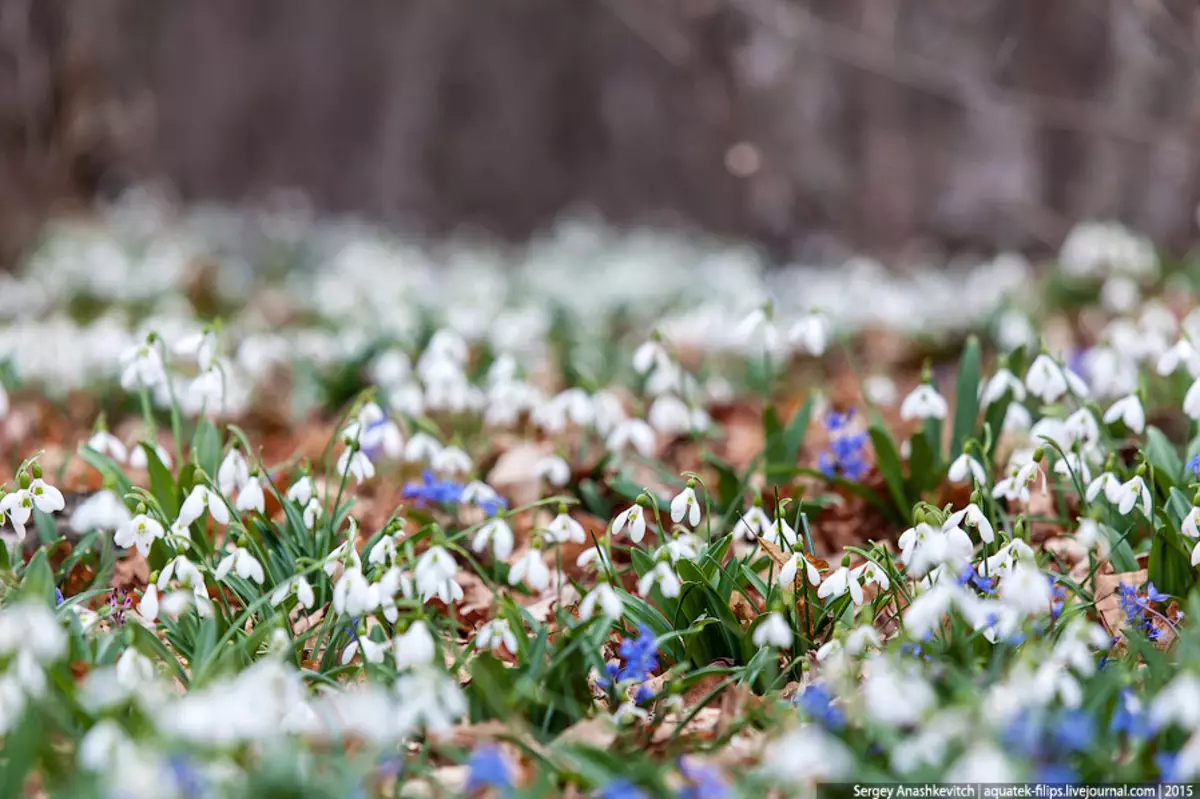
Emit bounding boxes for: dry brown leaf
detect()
[555,715,618,749]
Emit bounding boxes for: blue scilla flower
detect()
[677,758,730,799]
[1189,454,1200,479]
[634,684,656,705]
[1111,688,1155,741]
[795,682,845,731]
[466,745,514,795]
[616,625,659,684]
[958,564,995,594]
[1052,709,1095,753]
[1157,751,1181,783]
[55,587,64,606]
[818,409,871,480]
[166,754,206,799]
[1036,764,1079,785]
[403,470,465,506]
[600,779,648,799]
[1002,710,1044,759]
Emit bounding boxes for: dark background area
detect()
[1,0,1198,265]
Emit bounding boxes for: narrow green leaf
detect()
[868,426,909,520]
[1145,426,1182,492]
[951,334,981,457]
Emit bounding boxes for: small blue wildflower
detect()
[818,409,871,481]
[1146,582,1170,603]
[402,470,465,506]
[1110,688,1155,741]
[1052,709,1095,753]
[1157,751,1181,783]
[825,409,854,431]
[901,642,930,660]
[55,587,64,606]
[1188,454,1200,479]
[166,754,206,799]
[616,625,659,684]
[1118,582,1159,640]
[1002,710,1043,759]
[795,683,845,731]
[1036,764,1079,785]
[634,684,656,705]
[599,779,648,799]
[466,745,513,795]
[677,758,730,799]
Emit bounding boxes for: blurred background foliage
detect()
[0,0,1198,266]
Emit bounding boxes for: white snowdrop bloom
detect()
[546,511,585,545]
[778,552,821,587]
[1053,452,1092,485]
[175,328,218,371]
[903,581,963,638]
[1168,735,1200,782]
[70,490,132,534]
[302,497,323,530]
[337,447,375,485]
[186,366,226,411]
[333,566,375,617]
[863,657,934,726]
[25,479,64,515]
[946,744,1016,783]
[735,305,781,356]
[591,389,627,436]
[984,539,1036,577]
[552,388,594,427]
[992,456,1044,503]
[432,445,472,475]
[576,545,612,572]
[471,516,514,561]
[661,534,700,563]
[476,619,519,654]
[633,338,670,375]
[1024,354,1069,404]
[393,665,468,738]
[899,384,948,421]
[761,725,853,783]
[287,475,314,505]
[612,504,647,543]
[235,476,266,513]
[1101,275,1140,312]
[389,383,425,419]
[78,720,137,773]
[461,480,503,509]
[1159,338,1200,377]
[113,513,165,557]
[178,485,230,528]
[0,601,65,664]
[980,368,1026,407]
[606,418,656,457]
[217,449,250,495]
[947,453,986,485]
[946,503,994,544]
[87,431,128,463]
[414,546,463,604]
[533,454,571,487]
[670,485,701,527]
[732,505,771,541]
[1114,475,1152,517]
[1185,507,1200,540]
[0,674,27,735]
[115,648,155,688]
[863,374,898,406]
[271,576,315,610]
[128,441,173,470]
[1150,672,1200,732]
[852,559,890,590]
[392,621,436,669]
[1063,407,1100,449]
[579,583,624,622]
[1075,518,1108,557]
[752,612,793,649]
[369,349,412,388]
[818,565,864,606]
[788,312,829,356]
[507,549,550,592]
[158,554,203,593]
[647,394,693,435]
[1185,378,1200,422]
[1103,394,1145,434]
[1029,417,1069,453]
[763,517,797,548]
[404,432,443,464]
[215,547,265,585]
[638,561,681,598]
[1086,472,1122,505]
[1003,402,1032,433]
[342,635,389,666]
[903,522,974,577]
[137,584,159,624]
[119,338,166,391]
[998,561,1052,615]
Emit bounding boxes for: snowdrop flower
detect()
[633,336,670,375]
[158,554,203,592]
[25,478,64,514]
[670,483,701,527]
[404,433,442,464]
[432,445,472,475]
[337,446,375,484]
[476,619,519,654]
[946,503,994,544]
[1086,471,1122,504]
[612,503,647,543]
[852,559,890,590]
[128,441,174,470]
[87,431,128,463]
[579,583,624,621]
[287,475,314,505]
[270,576,315,609]
[818,563,864,606]
[78,720,137,773]
[763,516,798,548]
[533,455,570,487]
[1024,354,1068,404]
[394,665,468,737]
[788,311,829,356]
[606,418,656,457]
[215,547,265,584]
[342,635,389,665]
[471,515,514,561]
[1053,452,1092,485]
[998,562,1052,615]
[393,621,435,669]
[217,449,250,495]
[863,657,934,727]
[302,498,323,530]
[992,455,1044,503]
[661,534,700,563]
[947,453,986,485]
[333,566,375,617]
[115,648,155,688]
[984,539,1036,577]
[546,511,585,545]
[576,545,612,572]
[647,395,693,435]
[980,368,1026,406]
[902,522,974,576]
[1185,378,1200,421]
[414,546,463,604]
[175,328,218,371]
[761,725,852,783]
[1003,402,1032,433]
[119,337,166,391]
[138,585,158,623]
[752,612,793,648]
[736,303,781,356]
[235,475,265,513]
[70,490,132,534]
[178,485,230,528]
[1075,518,1108,557]
[638,561,681,598]
[863,374,898,406]
[778,552,821,587]
[903,581,963,638]
[732,504,771,541]
[1114,475,1152,517]
[1159,338,1200,377]
[186,366,226,411]
[508,548,550,592]
[113,513,165,557]
[900,384,948,421]
[1103,394,1145,434]
[1150,672,1200,731]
